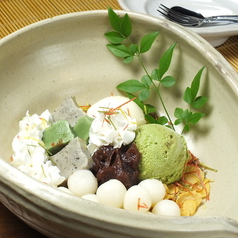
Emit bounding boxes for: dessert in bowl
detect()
[0,9,238,238]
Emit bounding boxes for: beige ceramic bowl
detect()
[0,10,238,238]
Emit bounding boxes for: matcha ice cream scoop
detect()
[134,124,188,184]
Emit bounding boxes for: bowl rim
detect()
[1,9,237,87]
[1,10,238,236]
[1,159,238,236]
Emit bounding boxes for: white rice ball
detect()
[96,179,127,208]
[138,179,166,206]
[123,185,152,212]
[152,199,181,216]
[67,170,98,197]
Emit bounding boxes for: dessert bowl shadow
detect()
[0,10,238,238]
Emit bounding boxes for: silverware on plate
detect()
[158,4,238,27]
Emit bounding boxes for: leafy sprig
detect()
[174,67,208,133]
[105,7,207,133]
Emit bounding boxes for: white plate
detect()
[118,0,238,46]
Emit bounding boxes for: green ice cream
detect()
[134,124,188,184]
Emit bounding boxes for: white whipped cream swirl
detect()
[87,107,137,155]
[11,110,65,187]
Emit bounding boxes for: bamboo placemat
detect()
[0,0,237,73]
[216,35,238,72]
[0,0,121,37]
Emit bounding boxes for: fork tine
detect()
[158,5,180,23]
[158,4,192,25]
[157,9,170,20]
[157,10,185,24]
[160,4,171,12]
[159,4,189,20]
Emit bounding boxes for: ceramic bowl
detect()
[0,10,238,238]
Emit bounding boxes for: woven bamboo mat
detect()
[0,0,237,72]
[216,35,238,72]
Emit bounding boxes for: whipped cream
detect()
[87,107,137,155]
[11,110,65,187]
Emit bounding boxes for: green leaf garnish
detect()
[151,69,160,81]
[139,32,159,53]
[139,88,150,101]
[106,7,208,134]
[120,13,132,38]
[158,43,177,78]
[123,56,134,64]
[141,75,152,88]
[160,76,176,87]
[104,31,125,44]
[108,7,122,33]
[107,44,131,58]
[188,112,205,124]
[157,116,169,125]
[129,44,139,55]
[117,79,145,93]
[184,87,193,104]
[175,66,207,133]
[192,96,208,109]
[191,66,205,101]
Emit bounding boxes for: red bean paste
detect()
[91,143,141,189]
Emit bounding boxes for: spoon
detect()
[170,6,205,19]
[170,6,238,20]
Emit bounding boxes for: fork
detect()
[158,4,238,27]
